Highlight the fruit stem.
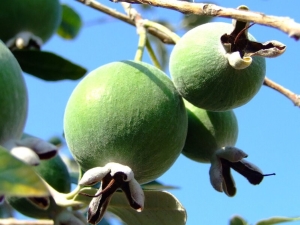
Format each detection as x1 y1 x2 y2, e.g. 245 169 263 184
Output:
41 179 83 207
146 38 162 70
65 184 82 200
143 20 180 44
134 23 147 62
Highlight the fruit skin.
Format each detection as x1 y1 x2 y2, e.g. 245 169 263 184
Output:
0 0 62 44
182 100 238 163
8 155 71 219
64 60 188 184
0 41 27 149
169 22 266 111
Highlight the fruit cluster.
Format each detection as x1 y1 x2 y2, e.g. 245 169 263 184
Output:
62 13 284 223
0 2 286 225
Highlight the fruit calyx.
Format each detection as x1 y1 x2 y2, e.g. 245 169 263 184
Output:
6 31 43 50
10 134 58 166
220 5 286 69
209 146 275 197
79 162 144 225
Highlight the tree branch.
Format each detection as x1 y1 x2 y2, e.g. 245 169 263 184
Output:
111 0 300 40
263 77 300 106
76 0 300 108
75 0 175 44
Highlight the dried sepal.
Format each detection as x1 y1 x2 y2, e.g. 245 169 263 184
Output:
122 178 144 211
227 51 252 69
16 135 58 160
246 40 286 58
79 167 110 186
216 146 248 162
10 146 40 166
88 187 110 224
209 156 223 193
221 160 236 197
230 159 265 185
106 162 134 182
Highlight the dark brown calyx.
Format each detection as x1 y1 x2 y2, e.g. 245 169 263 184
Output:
78 163 145 225
221 6 286 59
221 158 275 185
210 147 275 197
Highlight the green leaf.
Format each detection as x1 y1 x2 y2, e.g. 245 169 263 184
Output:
57 4 82 39
0 146 49 197
12 50 87 81
230 215 248 225
109 190 187 225
256 217 300 225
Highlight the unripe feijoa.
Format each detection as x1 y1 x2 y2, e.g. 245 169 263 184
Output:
0 41 28 149
0 0 62 46
64 60 188 184
182 100 238 163
170 22 266 111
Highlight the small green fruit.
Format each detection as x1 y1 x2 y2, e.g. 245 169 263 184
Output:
182 100 238 163
182 101 271 197
0 41 27 149
0 0 62 48
8 155 71 219
169 22 266 111
64 60 188 184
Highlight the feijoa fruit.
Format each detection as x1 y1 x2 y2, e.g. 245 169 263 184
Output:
64 60 188 184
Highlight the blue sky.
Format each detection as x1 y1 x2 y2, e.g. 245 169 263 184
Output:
22 0 300 224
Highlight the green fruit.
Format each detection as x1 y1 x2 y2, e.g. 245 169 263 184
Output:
0 0 62 46
182 100 238 163
169 22 266 111
0 40 27 149
64 60 188 184
8 154 71 219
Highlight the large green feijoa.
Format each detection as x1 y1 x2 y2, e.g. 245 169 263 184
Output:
169 22 266 111
8 154 71 219
182 100 238 163
0 0 62 47
0 40 27 150
64 60 188 184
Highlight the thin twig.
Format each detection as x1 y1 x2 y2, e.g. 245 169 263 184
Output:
120 2 147 60
75 0 175 44
263 77 300 106
0 218 53 225
145 38 162 69
111 0 300 40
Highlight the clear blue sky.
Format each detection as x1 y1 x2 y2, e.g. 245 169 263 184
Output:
22 0 300 224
